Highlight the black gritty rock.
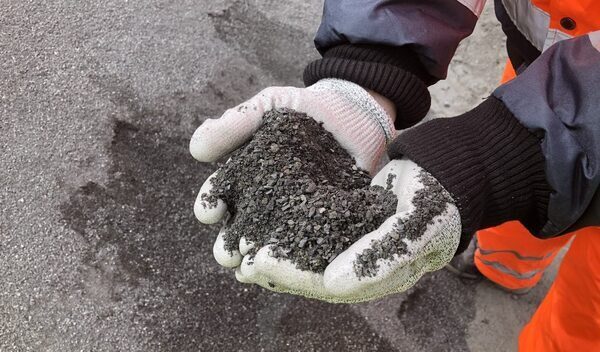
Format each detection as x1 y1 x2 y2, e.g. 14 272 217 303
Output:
353 171 453 278
205 109 397 273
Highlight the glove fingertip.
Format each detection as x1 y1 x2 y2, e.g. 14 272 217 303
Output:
194 170 228 224
235 266 254 284
239 237 256 256
240 254 260 280
190 122 222 162
213 232 242 268
214 247 242 268
194 197 227 224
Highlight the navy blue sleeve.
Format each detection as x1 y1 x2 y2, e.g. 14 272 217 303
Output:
493 33 600 235
314 0 485 80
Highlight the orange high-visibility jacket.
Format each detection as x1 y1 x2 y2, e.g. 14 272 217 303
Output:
307 0 600 244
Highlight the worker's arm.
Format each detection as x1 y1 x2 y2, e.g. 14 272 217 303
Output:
310 33 600 302
392 32 600 241
304 0 486 128
306 0 599 237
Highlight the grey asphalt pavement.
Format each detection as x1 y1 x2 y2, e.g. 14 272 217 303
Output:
1 1 564 351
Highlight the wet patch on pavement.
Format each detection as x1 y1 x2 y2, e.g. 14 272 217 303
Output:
277 298 396 351
396 270 477 351
209 0 316 84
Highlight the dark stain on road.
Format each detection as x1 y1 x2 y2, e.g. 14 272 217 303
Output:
209 0 317 85
397 271 477 352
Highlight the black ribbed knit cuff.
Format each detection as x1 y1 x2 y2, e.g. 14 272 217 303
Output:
389 96 551 250
303 45 432 129
322 45 437 85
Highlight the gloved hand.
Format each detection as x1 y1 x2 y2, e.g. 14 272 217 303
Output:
191 78 396 269
193 87 549 303
248 95 549 303
190 78 396 175
232 158 461 303
323 158 461 301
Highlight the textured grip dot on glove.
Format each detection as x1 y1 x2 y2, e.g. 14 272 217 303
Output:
203 109 398 273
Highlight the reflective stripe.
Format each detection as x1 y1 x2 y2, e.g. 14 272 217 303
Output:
477 246 555 261
477 257 542 280
502 0 576 52
543 29 572 51
456 0 487 17
501 0 550 50
589 30 600 52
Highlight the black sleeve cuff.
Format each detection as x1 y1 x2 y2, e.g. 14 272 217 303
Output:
388 96 552 250
303 44 434 129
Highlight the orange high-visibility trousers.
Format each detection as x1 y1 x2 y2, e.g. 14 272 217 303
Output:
519 227 600 351
474 221 574 292
475 224 600 351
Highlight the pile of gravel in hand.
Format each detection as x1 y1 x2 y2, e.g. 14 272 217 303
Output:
353 171 453 278
204 109 397 273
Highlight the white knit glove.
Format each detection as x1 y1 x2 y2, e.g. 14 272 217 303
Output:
191 79 396 268
233 158 462 303
191 79 396 174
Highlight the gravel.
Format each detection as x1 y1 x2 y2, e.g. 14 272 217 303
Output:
206 109 397 272
354 171 453 278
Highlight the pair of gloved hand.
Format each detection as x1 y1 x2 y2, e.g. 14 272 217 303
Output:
190 79 462 303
